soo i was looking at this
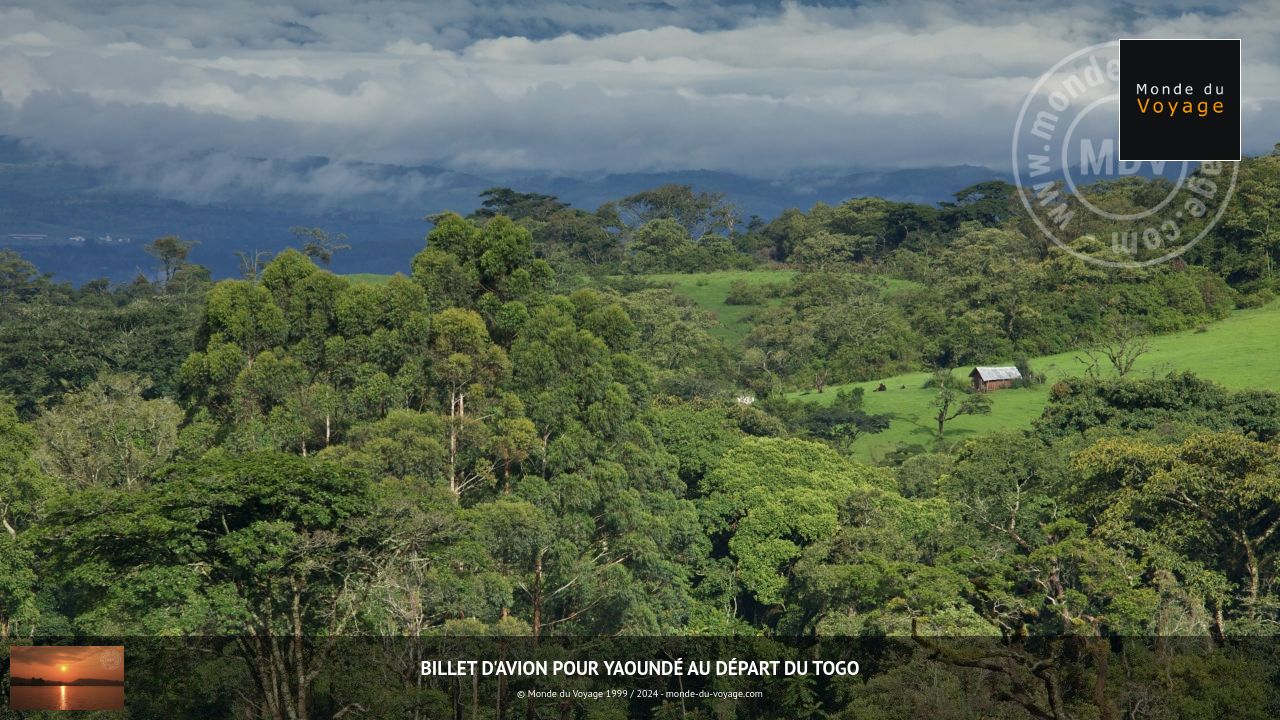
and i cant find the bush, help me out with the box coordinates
[920,371,969,390]
[1238,288,1276,309]
[725,280,768,306]
[1014,356,1045,387]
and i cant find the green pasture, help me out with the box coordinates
[640,270,918,344]
[639,270,795,343]
[793,300,1280,463]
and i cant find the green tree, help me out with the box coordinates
[430,308,511,499]
[0,531,37,640]
[618,288,734,397]
[930,432,1164,720]
[939,181,1017,227]
[291,226,351,266]
[1036,372,1280,442]
[202,279,287,363]
[791,230,864,270]
[782,483,972,636]
[534,207,617,266]
[470,187,568,222]
[796,388,892,452]
[36,374,183,489]
[1200,152,1280,283]
[0,398,49,639]
[0,398,52,537]
[0,249,45,307]
[931,370,992,440]
[413,213,552,313]
[1077,432,1280,632]
[0,286,200,419]
[320,410,446,483]
[144,235,198,282]
[615,183,738,239]
[701,437,894,609]
[626,218,694,273]
[47,452,376,719]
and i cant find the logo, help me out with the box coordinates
[1012,41,1238,268]
[1119,39,1241,161]
[98,647,123,671]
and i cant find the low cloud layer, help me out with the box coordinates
[2,0,1279,200]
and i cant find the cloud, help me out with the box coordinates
[1,0,1277,203]
[0,49,51,103]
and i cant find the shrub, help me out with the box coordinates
[1238,288,1276,309]
[1014,356,1045,387]
[725,280,768,306]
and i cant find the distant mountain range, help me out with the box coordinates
[0,135,1007,283]
[11,677,124,686]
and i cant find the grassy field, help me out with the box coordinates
[640,270,796,343]
[791,300,1280,463]
[640,270,919,344]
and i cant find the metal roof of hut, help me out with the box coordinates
[970,366,1022,381]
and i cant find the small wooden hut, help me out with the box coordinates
[969,366,1022,392]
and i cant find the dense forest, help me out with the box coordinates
[3,150,1280,719]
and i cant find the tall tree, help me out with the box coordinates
[469,187,568,222]
[144,235,198,282]
[201,279,288,363]
[1078,432,1280,631]
[0,249,45,307]
[0,395,55,645]
[932,369,992,440]
[615,184,738,238]
[36,374,183,489]
[430,308,511,499]
[291,227,351,267]
[701,437,894,611]
[0,398,46,538]
[47,452,377,720]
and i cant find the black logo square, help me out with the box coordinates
[1119,39,1240,161]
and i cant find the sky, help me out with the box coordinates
[1,0,1279,197]
[10,646,125,682]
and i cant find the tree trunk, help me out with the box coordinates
[1088,638,1117,720]
[1242,533,1261,612]
[1212,602,1227,645]
[531,552,544,639]
[453,677,463,720]
[498,675,507,720]
[448,391,465,498]
[292,583,308,720]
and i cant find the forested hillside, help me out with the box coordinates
[0,136,1003,284]
[3,152,1280,718]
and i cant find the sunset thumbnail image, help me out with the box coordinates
[8,646,124,711]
